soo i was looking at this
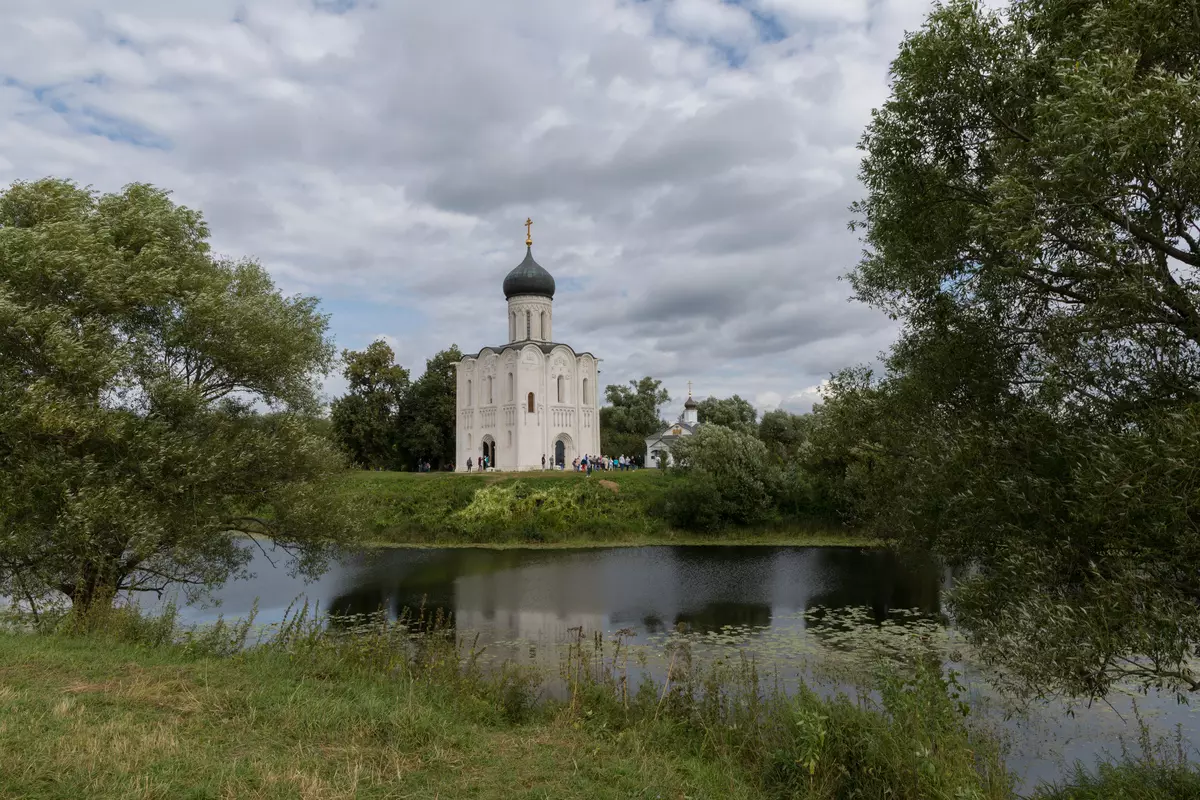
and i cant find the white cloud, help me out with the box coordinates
[0,0,939,413]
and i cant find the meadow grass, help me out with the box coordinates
[0,603,1007,800]
[3,603,1193,799]
[332,468,869,547]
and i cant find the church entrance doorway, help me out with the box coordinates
[481,436,496,470]
[552,433,573,468]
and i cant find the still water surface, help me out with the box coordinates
[171,544,1199,793]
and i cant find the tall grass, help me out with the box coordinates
[5,600,1011,799]
[5,601,1194,798]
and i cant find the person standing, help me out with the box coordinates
[542,454,547,470]
[467,457,473,472]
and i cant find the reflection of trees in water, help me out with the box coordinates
[804,548,941,626]
[674,601,771,632]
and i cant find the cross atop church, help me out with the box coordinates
[687,380,693,397]
[525,217,533,246]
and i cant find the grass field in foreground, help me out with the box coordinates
[331,468,872,547]
[0,632,742,800]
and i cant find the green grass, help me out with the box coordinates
[0,632,739,800]
[333,469,870,547]
[0,606,1009,800]
[3,607,1194,799]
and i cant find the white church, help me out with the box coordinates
[454,221,601,471]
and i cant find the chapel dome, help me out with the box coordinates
[684,396,698,410]
[503,247,556,299]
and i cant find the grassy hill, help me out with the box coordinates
[331,469,863,547]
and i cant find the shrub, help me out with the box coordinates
[665,425,780,529]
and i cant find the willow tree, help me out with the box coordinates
[0,179,349,612]
[845,0,1200,697]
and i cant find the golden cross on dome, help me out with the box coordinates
[687,380,693,397]
[525,217,533,246]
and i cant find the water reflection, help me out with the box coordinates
[306,546,937,643]
[167,543,1200,793]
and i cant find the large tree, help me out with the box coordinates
[330,341,411,469]
[404,345,462,470]
[600,377,670,459]
[695,394,758,435]
[0,179,349,612]
[840,0,1200,697]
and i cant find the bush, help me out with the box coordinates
[665,425,780,529]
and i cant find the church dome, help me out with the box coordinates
[503,247,556,299]
[684,396,698,410]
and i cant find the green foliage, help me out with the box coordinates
[695,394,758,435]
[0,606,1015,800]
[404,345,462,469]
[0,178,349,612]
[666,425,780,530]
[757,408,811,463]
[1034,722,1200,799]
[827,0,1200,698]
[330,340,411,469]
[600,376,669,458]
[329,470,859,545]
[330,341,462,470]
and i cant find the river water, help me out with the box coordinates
[166,544,1200,793]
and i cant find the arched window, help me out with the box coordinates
[527,392,535,413]
[540,310,547,340]
[582,378,589,406]
[526,311,531,339]
[557,374,564,403]
[467,379,472,406]
[487,376,493,404]
[509,312,515,341]
[507,372,514,402]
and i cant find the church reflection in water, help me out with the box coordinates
[323,545,943,645]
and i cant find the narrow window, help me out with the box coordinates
[557,375,564,403]
[527,392,535,413]
[507,372,514,402]
[526,311,531,339]
[467,379,472,406]
[540,310,547,340]
[488,376,493,404]
[507,431,512,447]
[582,378,589,406]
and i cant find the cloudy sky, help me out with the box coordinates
[0,0,939,416]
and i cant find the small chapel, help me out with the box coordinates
[454,220,601,471]
[645,385,701,468]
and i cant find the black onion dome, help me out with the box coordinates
[684,396,698,409]
[503,247,556,299]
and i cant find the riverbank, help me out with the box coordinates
[334,469,868,547]
[2,612,1194,800]
[0,611,1006,800]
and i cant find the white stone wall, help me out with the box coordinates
[456,342,600,472]
[506,295,553,342]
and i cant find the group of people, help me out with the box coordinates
[461,453,637,473]
[568,454,635,475]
